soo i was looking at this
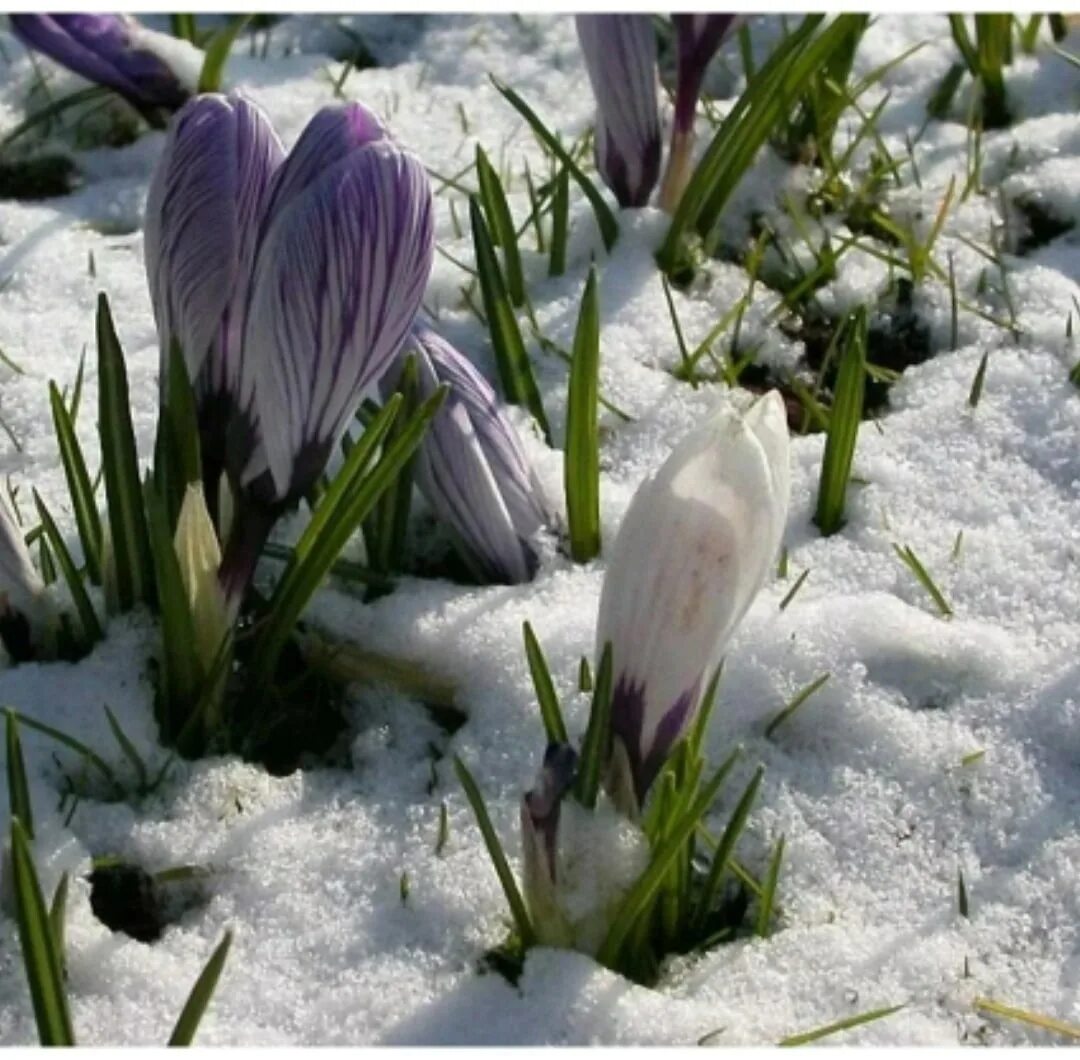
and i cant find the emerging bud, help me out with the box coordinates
[385,325,551,584]
[0,496,54,662]
[173,483,229,667]
[238,102,435,505]
[575,15,662,209]
[8,14,190,120]
[144,92,285,502]
[596,391,791,815]
[659,15,741,212]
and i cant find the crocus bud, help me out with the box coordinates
[173,483,229,666]
[239,102,434,505]
[8,14,190,121]
[575,15,662,209]
[144,92,285,503]
[659,15,741,212]
[0,496,54,662]
[596,391,791,815]
[385,325,551,584]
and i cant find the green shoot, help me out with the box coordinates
[6,709,34,838]
[197,15,252,93]
[765,673,831,739]
[778,569,810,611]
[573,643,613,809]
[973,998,1080,1042]
[958,868,969,918]
[968,351,990,407]
[893,543,953,617]
[778,1003,906,1047]
[167,931,233,1046]
[522,621,568,745]
[755,834,785,937]
[475,145,526,308]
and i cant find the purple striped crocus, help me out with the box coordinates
[385,325,551,584]
[596,391,790,816]
[0,496,54,663]
[144,92,285,506]
[8,14,190,124]
[659,15,741,211]
[217,102,435,602]
[575,15,662,209]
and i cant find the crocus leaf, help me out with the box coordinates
[167,931,233,1046]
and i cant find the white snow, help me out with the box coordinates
[0,11,1078,1046]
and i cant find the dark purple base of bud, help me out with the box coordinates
[217,501,279,610]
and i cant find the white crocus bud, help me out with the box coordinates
[174,483,229,665]
[596,390,791,816]
[0,496,55,661]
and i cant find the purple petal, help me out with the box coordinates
[9,14,188,111]
[144,93,284,402]
[388,325,550,584]
[522,742,578,885]
[243,136,434,501]
[575,15,661,208]
[671,14,741,134]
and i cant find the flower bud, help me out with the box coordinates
[173,483,229,666]
[0,496,54,662]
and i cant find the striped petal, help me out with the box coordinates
[243,136,434,501]
[596,391,791,811]
[671,14,741,134]
[0,496,53,662]
[389,325,550,584]
[575,14,661,208]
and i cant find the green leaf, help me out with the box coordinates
[32,491,104,648]
[564,266,602,563]
[765,673,830,739]
[6,709,34,839]
[778,1003,906,1046]
[596,754,736,969]
[154,340,203,530]
[490,75,618,251]
[10,818,75,1046]
[49,382,102,584]
[548,166,570,277]
[574,642,613,809]
[893,542,953,617]
[813,308,866,535]
[475,145,526,308]
[97,293,154,611]
[48,873,69,968]
[755,833,785,937]
[103,704,148,792]
[0,86,109,152]
[968,350,989,408]
[197,15,252,93]
[972,997,1080,1042]
[522,621,568,744]
[453,755,535,946]
[167,931,233,1046]
[7,710,121,797]
[470,196,551,443]
[252,388,446,689]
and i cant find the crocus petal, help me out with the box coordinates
[173,483,229,665]
[595,391,791,809]
[9,14,188,112]
[575,15,661,208]
[387,325,551,584]
[0,496,53,661]
[243,134,434,501]
[671,14,741,135]
[144,93,284,402]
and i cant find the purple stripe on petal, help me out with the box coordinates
[671,14,741,135]
[575,15,661,208]
[523,742,578,885]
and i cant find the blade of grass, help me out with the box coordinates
[167,931,233,1046]
[755,833,785,937]
[476,145,526,308]
[49,382,102,584]
[564,266,601,562]
[893,543,953,617]
[973,998,1080,1042]
[574,642,613,810]
[197,15,252,93]
[548,166,570,277]
[8,710,121,796]
[453,755,535,946]
[765,673,830,739]
[779,1003,906,1046]
[522,621,568,744]
[6,709,34,838]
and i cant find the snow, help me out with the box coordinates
[0,11,1078,1046]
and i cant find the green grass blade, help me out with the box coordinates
[548,166,570,277]
[48,872,69,964]
[0,86,108,151]
[6,709,34,839]
[197,15,252,93]
[564,266,601,562]
[574,642,613,810]
[596,754,735,969]
[893,543,953,617]
[167,931,233,1046]
[470,197,551,442]
[490,75,618,251]
[755,833,785,937]
[32,491,103,648]
[10,819,75,1046]
[765,673,830,739]
[8,710,121,796]
[779,1003,906,1046]
[968,350,989,407]
[476,145,526,307]
[154,340,203,530]
[453,755,535,946]
[103,705,148,792]
[691,765,762,934]
[973,997,1080,1042]
[49,382,102,584]
[813,308,866,535]
[687,662,724,762]
[522,621,568,744]
[96,293,154,611]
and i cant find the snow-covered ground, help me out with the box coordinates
[0,12,1078,1046]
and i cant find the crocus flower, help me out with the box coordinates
[659,15,741,211]
[216,101,434,602]
[0,496,54,663]
[575,15,662,209]
[384,325,551,584]
[595,391,790,815]
[8,14,190,124]
[144,92,285,505]
[173,483,228,670]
